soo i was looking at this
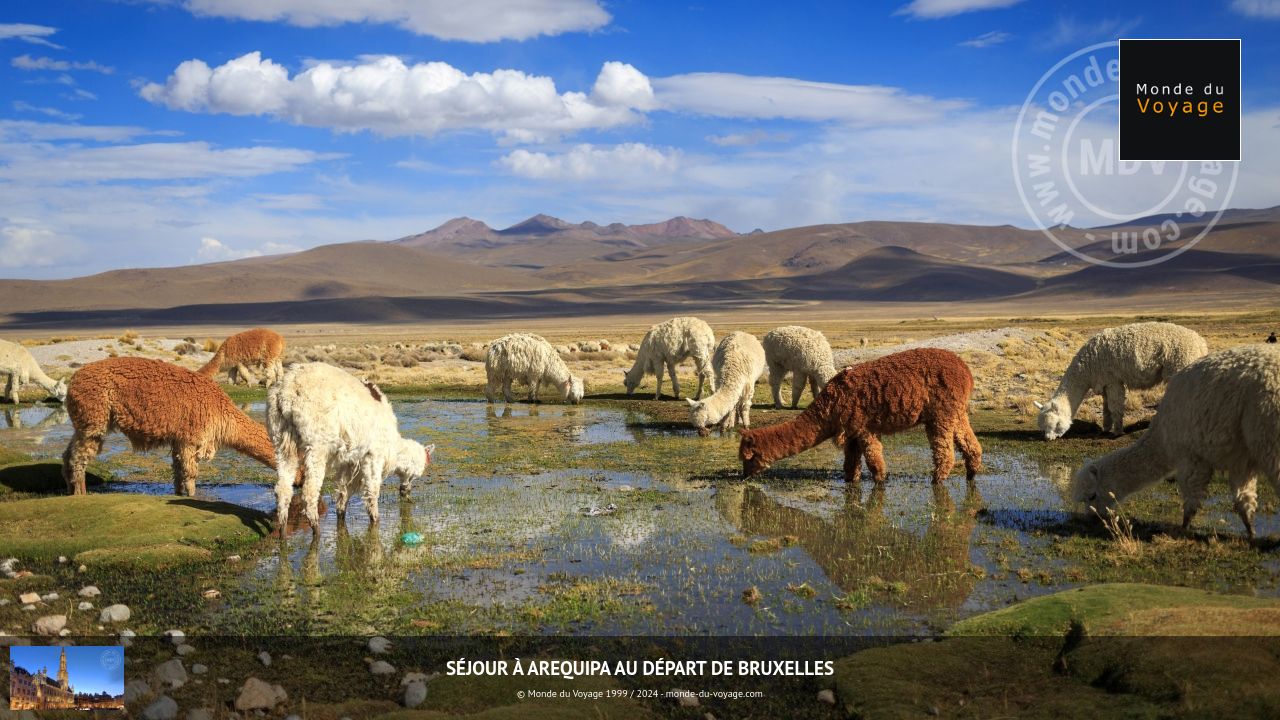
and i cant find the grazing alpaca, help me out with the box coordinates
[0,339,67,404]
[623,316,716,400]
[268,362,433,531]
[738,348,982,485]
[762,326,836,409]
[62,357,276,495]
[484,333,585,404]
[687,331,766,436]
[199,328,286,386]
[1073,346,1280,539]
[1036,322,1207,439]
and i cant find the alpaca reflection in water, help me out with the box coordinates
[716,483,981,610]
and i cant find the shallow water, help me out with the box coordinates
[4,398,1278,635]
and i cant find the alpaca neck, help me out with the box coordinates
[26,363,60,393]
[701,365,748,423]
[221,410,277,468]
[753,411,833,464]
[1054,361,1093,414]
[1102,433,1173,500]
[197,347,224,377]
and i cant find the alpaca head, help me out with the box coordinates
[562,376,585,405]
[49,378,68,402]
[685,398,714,437]
[393,439,433,496]
[738,432,769,478]
[1070,458,1119,514]
[622,368,641,395]
[1035,397,1072,440]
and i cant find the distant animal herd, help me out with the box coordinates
[1,318,1278,540]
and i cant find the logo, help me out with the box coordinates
[100,647,123,671]
[1012,41,1239,268]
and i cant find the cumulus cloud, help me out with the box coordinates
[140,53,653,142]
[499,143,680,181]
[0,120,171,142]
[652,73,966,125]
[176,0,610,41]
[196,236,300,262]
[897,0,1023,19]
[705,130,791,147]
[959,30,1011,48]
[1232,0,1280,18]
[0,141,339,183]
[0,222,80,269]
[0,23,63,49]
[11,54,115,73]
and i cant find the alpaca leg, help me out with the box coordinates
[768,364,785,409]
[274,446,301,525]
[62,433,103,495]
[863,435,887,484]
[502,378,514,403]
[300,451,327,534]
[1101,385,1125,435]
[234,363,256,386]
[738,385,753,429]
[333,465,352,519]
[530,377,541,403]
[359,456,381,524]
[668,361,681,400]
[652,361,664,400]
[843,437,866,483]
[171,444,199,496]
[926,422,957,485]
[1176,461,1213,532]
[790,371,804,409]
[3,373,17,404]
[1229,472,1258,540]
[808,375,822,403]
[953,417,983,485]
[484,376,497,403]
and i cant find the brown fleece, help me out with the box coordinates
[198,328,286,381]
[62,357,277,496]
[738,348,982,484]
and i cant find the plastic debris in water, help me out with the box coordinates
[401,532,425,545]
[581,503,618,517]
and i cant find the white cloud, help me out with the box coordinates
[1045,16,1142,47]
[0,120,171,142]
[0,141,339,183]
[959,30,1012,48]
[196,236,300,262]
[0,23,63,49]
[176,0,610,41]
[11,54,114,74]
[140,53,653,142]
[1232,0,1280,18]
[500,143,681,181]
[0,222,80,269]
[251,193,325,210]
[652,73,966,125]
[897,0,1023,19]
[12,101,81,121]
[705,130,791,147]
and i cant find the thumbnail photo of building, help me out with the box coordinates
[8,646,124,711]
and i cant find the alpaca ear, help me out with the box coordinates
[685,398,697,407]
[1033,400,1044,410]
[424,444,435,462]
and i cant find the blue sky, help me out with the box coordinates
[10,645,124,696]
[1,0,1278,278]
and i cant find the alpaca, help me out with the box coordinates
[0,339,67,404]
[268,362,433,531]
[61,357,276,495]
[199,328,286,386]
[1036,322,1207,439]
[762,326,836,409]
[738,348,982,486]
[1072,346,1280,539]
[623,316,716,400]
[484,333,585,404]
[687,331,766,436]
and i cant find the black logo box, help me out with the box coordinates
[1120,39,1241,162]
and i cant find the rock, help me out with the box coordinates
[285,716,301,720]
[176,644,196,656]
[191,664,207,675]
[400,672,431,686]
[153,658,188,689]
[370,660,396,675]
[234,677,286,712]
[202,589,221,600]
[165,629,186,645]
[216,678,230,685]
[673,690,700,708]
[58,555,68,564]
[817,689,835,704]
[32,614,67,636]
[78,585,101,597]
[368,636,392,654]
[226,554,241,562]
[59,628,71,637]
[100,604,131,623]
[141,696,178,720]
[0,598,8,605]
[0,557,17,575]
[78,564,88,573]
[187,710,213,720]
[257,650,272,667]
[78,601,94,611]
[41,592,59,601]
[403,680,427,708]
[124,679,153,703]
[18,592,41,605]
[22,604,36,611]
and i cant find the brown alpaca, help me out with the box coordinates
[62,357,277,495]
[738,348,982,485]
[198,328,286,386]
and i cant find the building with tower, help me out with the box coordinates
[8,647,75,710]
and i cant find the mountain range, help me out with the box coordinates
[1,208,1277,327]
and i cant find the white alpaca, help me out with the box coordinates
[0,339,67,404]
[623,316,716,400]
[1073,345,1280,539]
[484,333,585,404]
[762,326,836,409]
[686,331,766,435]
[268,362,433,530]
[1036,322,1207,439]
